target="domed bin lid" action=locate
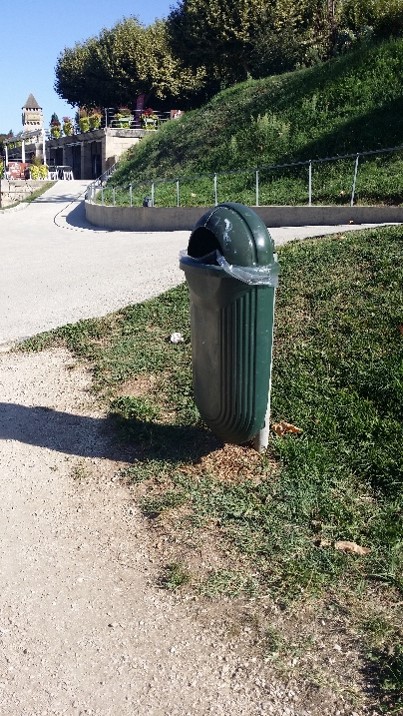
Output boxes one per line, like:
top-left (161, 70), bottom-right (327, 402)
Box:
top-left (187, 202), bottom-right (275, 267)
top-left (182, 203), bottom-right (279, 286)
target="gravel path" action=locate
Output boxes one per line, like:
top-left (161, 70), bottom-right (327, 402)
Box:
top-left (0, 348), bottom-right (314, 716)
top-left (0, 181), bottom-right (188, 345)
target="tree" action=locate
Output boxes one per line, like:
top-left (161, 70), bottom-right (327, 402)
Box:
top-left (252, 0), bottom-right (359, 70)
top-left (54, 17), bottom-right (204, 110)
top-left (0, 131), bottom-right (13, 155)
top-left (167, 0), bottom-right (352, 88)
top-left (54, 38), bottom-right (101, 108)
top-left (167, 0), bottom-right (267, 85)
top-left (142, 20), bottom-right (205, 104)
top-left (251, 0), bottom-right (314, 76)
top-left (302, 0), bottom-right (346, 61)
top-left (340, 0), bottom-right (403, 38)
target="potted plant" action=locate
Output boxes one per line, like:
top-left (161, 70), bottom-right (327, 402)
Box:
top-left (62, 116), bottom-right (74, 136)
top-left (28, 156), bottom-right (48, 180)
top-left (50, 113), bottom-right (61, 139)
top-left (114, 107), bottom-right (131, 128)
top-left (141, 107), bottom-right (158, 130)
top-left (78, 108), bottom-right (90, 133)
top-left (89, 109), bottom-right (102, 130)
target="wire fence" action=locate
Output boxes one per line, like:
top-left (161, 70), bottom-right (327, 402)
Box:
top-left (85, 144), bottom-right (403, 208)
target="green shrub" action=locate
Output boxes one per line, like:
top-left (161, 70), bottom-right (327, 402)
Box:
top-left (29, 165), bottom-right (40, 179)
top-left (29, 164), bottom-right (48, 180)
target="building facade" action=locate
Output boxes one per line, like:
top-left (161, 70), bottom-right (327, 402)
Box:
top-left (45, 128), bottom-right (144, 180)
top-left (3, 95), bottom-right (150, 180)
top-left (22, 94), bottom-right (44, 133)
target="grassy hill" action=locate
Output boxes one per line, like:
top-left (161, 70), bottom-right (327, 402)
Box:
top-left (109, 38), bottom-right (403, 206)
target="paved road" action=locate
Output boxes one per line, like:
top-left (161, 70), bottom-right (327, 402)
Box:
top-left (0, 180), bottom-right (391, 345)
top-left (0, 182), bottom-right (189, 346)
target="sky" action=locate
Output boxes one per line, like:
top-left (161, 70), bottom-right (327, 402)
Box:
top-left (0, 0), bottom-right (173, 134)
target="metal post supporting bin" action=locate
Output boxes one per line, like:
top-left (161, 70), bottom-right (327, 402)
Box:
top-left (180, 202), bottom-right (279, 450)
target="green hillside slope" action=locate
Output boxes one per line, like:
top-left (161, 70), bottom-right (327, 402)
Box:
top-left (110, 38), bottom-right (403, 206)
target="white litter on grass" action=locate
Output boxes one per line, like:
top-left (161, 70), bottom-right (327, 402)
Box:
top-left (170, 332), bottom-right (184, 344)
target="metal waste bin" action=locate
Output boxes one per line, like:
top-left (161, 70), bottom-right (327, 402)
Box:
top-left (180, 202), bottom-right (279, 447)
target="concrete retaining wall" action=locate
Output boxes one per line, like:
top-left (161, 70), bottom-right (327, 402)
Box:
top-left (85, 201), bottom-right (403, 232)
top-left (0, 180), bottom-right (50, 208)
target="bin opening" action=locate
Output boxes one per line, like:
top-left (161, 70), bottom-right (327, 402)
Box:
top-left (182, 210), bottom-right (279, 286)
top-left (188, 227), bottom-right (221, 259)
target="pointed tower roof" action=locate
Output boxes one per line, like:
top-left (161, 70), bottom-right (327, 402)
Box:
top-left (22, 93), bottom-right (41, 110)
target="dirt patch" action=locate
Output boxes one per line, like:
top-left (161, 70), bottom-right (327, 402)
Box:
top-left (181, 442), bottom-right (278, 484)
top-left (116, 373), bottom-right (160, 398)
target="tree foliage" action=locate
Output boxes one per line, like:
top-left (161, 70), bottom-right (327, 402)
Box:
top-left (54, 38), bottom-right (101, 108)
top-left (341, 0), bottom-right (403, 38)
top-left (251, 0), bottom-right (316, 76)
top-left (167, 0), bottom-right (267, 83)
top-left (0, 130), bottom-right (13, 155)
top-left (54, 2), bottom-right (403, 112)
top-left (54, 17), bottom-right (204, 110)
top-left (169, 0), bottom-right (403, 89)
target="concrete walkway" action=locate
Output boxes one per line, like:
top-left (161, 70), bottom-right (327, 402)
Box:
top-left (0, 182), bottom-right (188, 345)
top-left (0, 181), bottom-right (393, 345)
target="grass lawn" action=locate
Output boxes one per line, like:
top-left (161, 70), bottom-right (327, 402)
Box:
top-left (22, 225), bottom-right (403, 713)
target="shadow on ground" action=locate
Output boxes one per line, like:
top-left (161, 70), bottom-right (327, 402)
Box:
top-left (112, 411), bottom-right (222, 464)
top-left (0, 403), bottom-right (219, 464)
top-left (61, 202), bottom-right (109, 230)
top-left (361, 644), bottom-right (403, 715)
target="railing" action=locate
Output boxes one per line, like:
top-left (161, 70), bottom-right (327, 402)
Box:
top-left (85, 163), bottom-right (118, 201)
top-left (43, 110), bottom-right (174, 139)
top-left (86, 143), bottom-right (403, 208)
top-left (108, 110), bottom-right (171, 131)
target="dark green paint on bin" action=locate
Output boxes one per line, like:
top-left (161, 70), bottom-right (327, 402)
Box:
top-left (180, 203), bottom-right (277, 445)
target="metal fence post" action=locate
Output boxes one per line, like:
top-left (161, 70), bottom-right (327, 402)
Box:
top-left (308, 161), bottom-right (312, 206)
top-left (101, 187), bottom-right (104, 205)
top-left (351, 154), bottom-right (360, 207)
top-left (112, 188), bottom-right (116, 207)
top-left (129, 184), bottom-right (133, 207)
top-left (176, 179), bottom-right (180, 207)
top-left (255, 169), bottom-right (259, 206)
top-left (214, 173), bottom-right (218, 206)
top-left (151, 182), bottom-right (155, 207)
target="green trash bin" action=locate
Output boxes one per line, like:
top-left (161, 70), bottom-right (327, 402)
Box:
top-left (180, 202), bottom-right (279, 446)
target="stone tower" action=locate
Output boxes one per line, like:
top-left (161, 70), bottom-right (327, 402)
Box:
top-left (22, 93), bottom-right (43, 132)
